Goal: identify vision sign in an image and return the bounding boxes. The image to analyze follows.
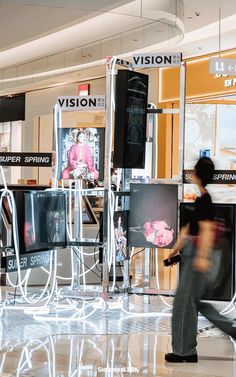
[57,95,106,111]
[132,53,182,68]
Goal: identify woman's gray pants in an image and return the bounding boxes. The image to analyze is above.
[172,242,236,356]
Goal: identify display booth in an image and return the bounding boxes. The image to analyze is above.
[1,50,235,323]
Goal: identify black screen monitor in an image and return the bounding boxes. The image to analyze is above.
[0,94,25,122]
[113,70,149,169]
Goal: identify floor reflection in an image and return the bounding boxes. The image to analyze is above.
[0,333,235,376]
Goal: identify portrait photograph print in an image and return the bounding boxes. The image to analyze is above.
[114,211,129,263]
[58,127,105,181]
[129,184,178,248]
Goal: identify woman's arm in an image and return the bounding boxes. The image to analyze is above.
[167,224,189,260]
[68,145,78,170]
[193,220,215,272]
[84,145,95,171]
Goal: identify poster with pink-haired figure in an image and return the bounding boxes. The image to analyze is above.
[129,184,178,248]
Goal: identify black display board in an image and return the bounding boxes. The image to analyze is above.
[129,184,178,248]
[0,94,25,122]
[180,203,236,301]
[113,70,149,169]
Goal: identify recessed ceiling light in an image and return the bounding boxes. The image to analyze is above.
[133,39,138,42]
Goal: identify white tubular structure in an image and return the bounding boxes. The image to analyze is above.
[0,185,55,305]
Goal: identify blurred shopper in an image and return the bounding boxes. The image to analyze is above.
[165,157,236,363]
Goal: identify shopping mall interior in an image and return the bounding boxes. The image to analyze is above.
[1,0,236,376]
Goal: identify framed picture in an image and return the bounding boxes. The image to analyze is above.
[24,191,67,253]
[58,127,105,181]
[114,211,129,263]
[129,184,178,248]
[66,194,97,225]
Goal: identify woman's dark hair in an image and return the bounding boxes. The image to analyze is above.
[194,157,215,187]
[76,130,85,140]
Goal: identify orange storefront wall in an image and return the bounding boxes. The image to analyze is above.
[157,49,236,178]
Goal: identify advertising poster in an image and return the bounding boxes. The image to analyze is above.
[129,184,178,248]
[24,192,67,252]
[114,211,129,263]
[58,127,105,181]
[184,104,236,203]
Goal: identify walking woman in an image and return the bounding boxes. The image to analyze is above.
[165,157,236,363]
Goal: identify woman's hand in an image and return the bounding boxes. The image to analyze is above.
[167,249,179,260]
[163,249,179,266]
[192,256,211,272]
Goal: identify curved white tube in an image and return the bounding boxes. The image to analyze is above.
[33,298,101,322]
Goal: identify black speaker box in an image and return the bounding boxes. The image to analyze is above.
[113,70,149,169]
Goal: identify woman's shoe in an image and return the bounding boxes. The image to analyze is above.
[165,353,198,363]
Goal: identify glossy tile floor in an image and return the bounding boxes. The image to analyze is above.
[0,290,235,376]
[1,333,236,377]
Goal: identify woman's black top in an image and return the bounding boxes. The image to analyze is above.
[187,193,215,236]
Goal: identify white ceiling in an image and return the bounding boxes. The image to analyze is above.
[0,0,236,94]
[0,0,184,69]
[0,0,134,51]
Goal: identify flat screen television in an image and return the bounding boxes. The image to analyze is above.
[113,70,149,169]
[129,184,178,248]
[180,203,235,301]
[58,127,105,182]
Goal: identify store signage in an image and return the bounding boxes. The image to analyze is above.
[132,53,182,68]
[78,84,90,96]
[57,95,105,111]
[4,251,51,273]
[184,170,236,184]
[224,78,236,87]
[214,73,236,88]
[210,58,236,76]
[0,153,52,166]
